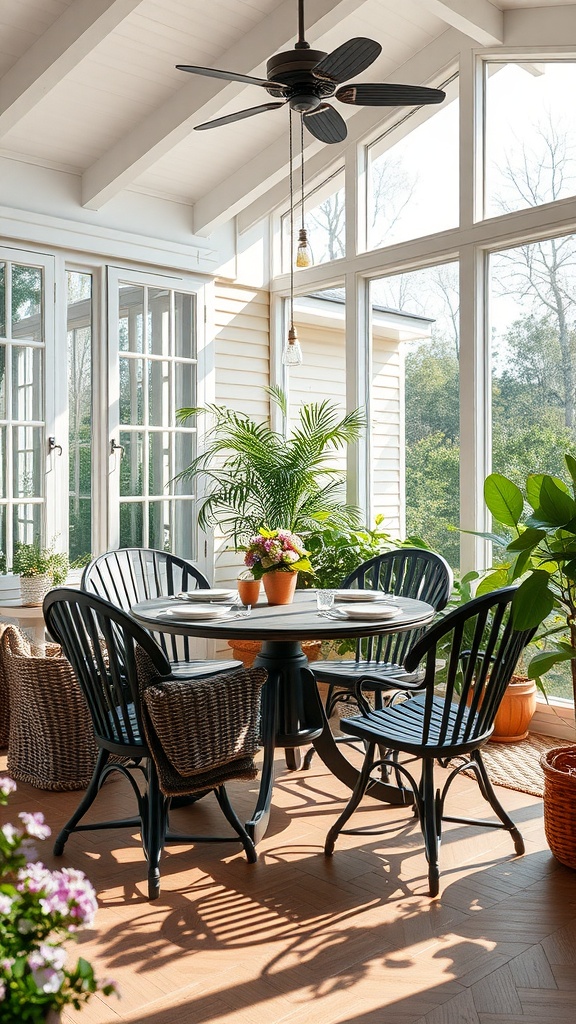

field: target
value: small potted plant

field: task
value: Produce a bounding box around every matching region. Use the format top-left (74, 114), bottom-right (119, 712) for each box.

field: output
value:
top-left (236, 569), bottom-right (262, 606)
top-left (11, 542), bottom-right (69, 607)
top-left (243, 527), bottom-right (313, 605)
top-left (0, 775), bottom-right (118, 1020)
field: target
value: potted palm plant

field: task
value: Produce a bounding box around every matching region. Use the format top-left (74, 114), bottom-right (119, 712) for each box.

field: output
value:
top-left (176, 385), bottom-right (365, 660)
top-left (176, 386), bottom-right (365, 548)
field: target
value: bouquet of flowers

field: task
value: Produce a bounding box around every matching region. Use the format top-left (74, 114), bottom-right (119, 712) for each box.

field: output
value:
top-left (243, 527), bottom-right (313, 580)
top-left (0, 776), bottom-right (118, 1022)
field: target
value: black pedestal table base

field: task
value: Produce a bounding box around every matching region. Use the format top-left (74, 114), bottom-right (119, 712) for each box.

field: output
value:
top-left (247, 638), bottom-right (412, 844)
top-left (248, 640), bottom-right (324, 842)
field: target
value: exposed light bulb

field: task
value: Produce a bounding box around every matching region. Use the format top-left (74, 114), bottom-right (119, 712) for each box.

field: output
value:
top-left (296, 228), bottom-right (313, 268)
top-left (282, 325), bottom-right (303, 365)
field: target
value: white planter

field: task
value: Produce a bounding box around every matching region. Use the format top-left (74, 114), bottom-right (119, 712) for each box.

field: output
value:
top-left (19, 574), bottom-right (53, 607)
top-left (0, 574), bottom-right (21, 603)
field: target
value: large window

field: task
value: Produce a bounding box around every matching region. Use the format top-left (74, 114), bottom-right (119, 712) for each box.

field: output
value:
top-left (366, 90), bottom-right (459, 251)
top-left (485, 62), bottom-right (576, 219)
top-left (490, 233), bottom-right (576, 700)
top-left (282, 169), bottom-right (345, 270)
top-left (370, 264), bottom-right (460, 569)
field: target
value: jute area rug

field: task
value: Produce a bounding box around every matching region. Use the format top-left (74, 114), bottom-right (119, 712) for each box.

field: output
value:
top-left (468, 733), bottom-right (574, 798)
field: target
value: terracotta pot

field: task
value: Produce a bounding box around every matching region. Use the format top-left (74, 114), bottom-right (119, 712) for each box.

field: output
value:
top-left (262, 570), bottom-right (297, 605)
top-left (237, 577), bottom-right (261, 605)
top-left (491, 675), bottom-right (537, 743)
top-left (227, 638), bottom-right (322, 667)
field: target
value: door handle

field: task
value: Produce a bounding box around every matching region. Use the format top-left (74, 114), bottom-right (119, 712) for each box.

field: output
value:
top-left (47, 436), bottom-right (62, 456)
top-left (110, 438), bottom-right (125, 458)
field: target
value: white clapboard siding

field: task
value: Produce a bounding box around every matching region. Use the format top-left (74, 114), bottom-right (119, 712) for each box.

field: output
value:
top-left (211, 281), bottom-right (270, 656)
top-left (288, 315), bottom-right (403, 534)
top-left (371, 337), bottom-right (403, 538)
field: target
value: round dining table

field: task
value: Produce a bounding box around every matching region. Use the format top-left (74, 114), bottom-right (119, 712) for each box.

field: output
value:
top-left (131, 589), bottom-right (434, 843)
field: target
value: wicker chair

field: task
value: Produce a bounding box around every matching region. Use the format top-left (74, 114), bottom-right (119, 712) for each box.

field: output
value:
top-left (0, 623), bottom-right (9, 749)
top-left (43, 588), bottom-right (266, 900)
top-left (82, 547), bottom-right (242, 678)
top-left (1, 625), bottom-right (97, 790)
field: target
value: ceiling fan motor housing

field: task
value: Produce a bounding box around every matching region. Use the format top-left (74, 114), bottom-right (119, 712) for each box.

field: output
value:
top-left (266, 48), bottom-right (335, 111)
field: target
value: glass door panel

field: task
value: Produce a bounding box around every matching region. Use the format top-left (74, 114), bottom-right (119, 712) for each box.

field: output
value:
top-left (0, 250), bottom-right (56, 564)
top-left (108, 268), bottom-right (203, 567)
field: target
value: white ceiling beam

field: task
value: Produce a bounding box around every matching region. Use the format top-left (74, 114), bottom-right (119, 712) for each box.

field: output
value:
top-left (418, 0), bottom-right (503, 46)
top-left (0, 0), bottom-right (144, 138)
top-left (200, 27), bottom-right (464, 236)
top-left (81, 0), bottom-right (361, 210)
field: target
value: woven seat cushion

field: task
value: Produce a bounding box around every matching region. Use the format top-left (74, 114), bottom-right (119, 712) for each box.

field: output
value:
top-left (140, 664), bottom-right (266, 796)
top-left (1, 625), bottom-right (97, 791)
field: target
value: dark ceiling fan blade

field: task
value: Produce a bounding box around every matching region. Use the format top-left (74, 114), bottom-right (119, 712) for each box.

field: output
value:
top-left (313, 38), bottom-right (382, 85)
top-left (336, 83), bottom-right (446, 106)
top-left (176, 64), bottom-right (284, 90)
top-left (303, 104), bottom-right (347, 144)
top-left (194, 102), bottom-right (285, 131)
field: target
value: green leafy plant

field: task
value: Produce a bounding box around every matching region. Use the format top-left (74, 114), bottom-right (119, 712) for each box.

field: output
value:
top-left (11, 543), bottom-right (69, 586)
top-left (481, 454), bottom-right (576, 704)
top-left (0, 777), bottom-right (118, 1021)
top-left (175, 386), bottom-right (365, 549)
top-left (303, 516), bottom-right (429, 590)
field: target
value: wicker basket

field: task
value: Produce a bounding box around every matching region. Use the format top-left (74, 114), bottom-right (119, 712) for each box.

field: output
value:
top-left (2, 625), bottom-right (97, 791)
top-left (0, 623), bottom-right (9, 749)
top-left (540, 745), bottom-right (576, 870)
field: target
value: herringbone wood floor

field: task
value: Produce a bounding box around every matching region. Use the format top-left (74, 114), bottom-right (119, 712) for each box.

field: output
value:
top-left (2, 742), bottom-right (575, 1024)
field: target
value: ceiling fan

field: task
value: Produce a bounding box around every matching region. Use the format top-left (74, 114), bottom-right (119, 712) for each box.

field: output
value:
top-left (176, 0), bottom-right (445, 145)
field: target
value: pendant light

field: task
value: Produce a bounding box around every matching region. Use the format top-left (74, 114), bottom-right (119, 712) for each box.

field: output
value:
top-left (296, 114), bottom-right (313, 268)
top-left (282, 109), bottom-right (303, 366)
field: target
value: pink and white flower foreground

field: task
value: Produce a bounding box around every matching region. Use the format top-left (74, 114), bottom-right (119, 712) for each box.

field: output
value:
top-left (0, 776), bottom-right (118, 1022)
top-left (243, 527), bottom-right (313, 580)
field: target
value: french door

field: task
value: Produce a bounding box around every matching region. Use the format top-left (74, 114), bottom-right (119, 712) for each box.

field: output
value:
top-left (0, 248), bottom-right (58, 567)
top-left (1, 252), bottom-right (209, 576)
top-left (106, 267), bottom-right (209, 573)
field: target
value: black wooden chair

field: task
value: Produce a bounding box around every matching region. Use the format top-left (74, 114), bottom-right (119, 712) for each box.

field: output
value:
top-left (324, 587), bottom-right (537, 897)
top-left (305, 548), bottom-right (452, 768)
top-left (82, 547), bottom-right (241, 678)
top-left (43, 588), bottom-right (264, 900)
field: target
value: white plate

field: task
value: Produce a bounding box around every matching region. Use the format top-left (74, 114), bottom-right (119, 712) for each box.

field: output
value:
top-left (334, 589), bottom-right (394, 603)
top-left (158, 604), bottom-right (233, 620)
top-left (176, 589), bottom-right (237, 602)
top-left (332, 603), bottom-right (402, 621)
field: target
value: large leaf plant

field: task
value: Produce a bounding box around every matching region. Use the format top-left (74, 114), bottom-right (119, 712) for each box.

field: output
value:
top-left (175, 386), bottom-right (366, 551)
top-left (481, 453), bottom-right (576, 705)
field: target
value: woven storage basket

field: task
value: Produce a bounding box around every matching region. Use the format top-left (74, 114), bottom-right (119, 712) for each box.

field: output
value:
top-left (0, 623), bottom-right (9, 748)
top-left (541, 745), bottom-right (576, 870)
top-left (2, 626), bottom-right (98, 791)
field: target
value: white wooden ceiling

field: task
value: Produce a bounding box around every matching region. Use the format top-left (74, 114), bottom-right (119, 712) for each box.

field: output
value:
top-left (0, 0), bottom-right (574, 236)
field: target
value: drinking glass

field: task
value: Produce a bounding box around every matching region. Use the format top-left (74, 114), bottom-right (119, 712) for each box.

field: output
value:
top-left (316, 589), bottom-right (336, 615)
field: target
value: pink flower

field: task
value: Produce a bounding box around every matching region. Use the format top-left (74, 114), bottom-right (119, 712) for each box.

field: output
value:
top-left (19, 811), bottom-right (51, 841)
top-left (0, 777), bottom-right (17, 799)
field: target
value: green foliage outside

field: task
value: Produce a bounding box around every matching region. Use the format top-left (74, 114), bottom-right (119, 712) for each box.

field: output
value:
top-left (404, 318), bottom-right (576, 574)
